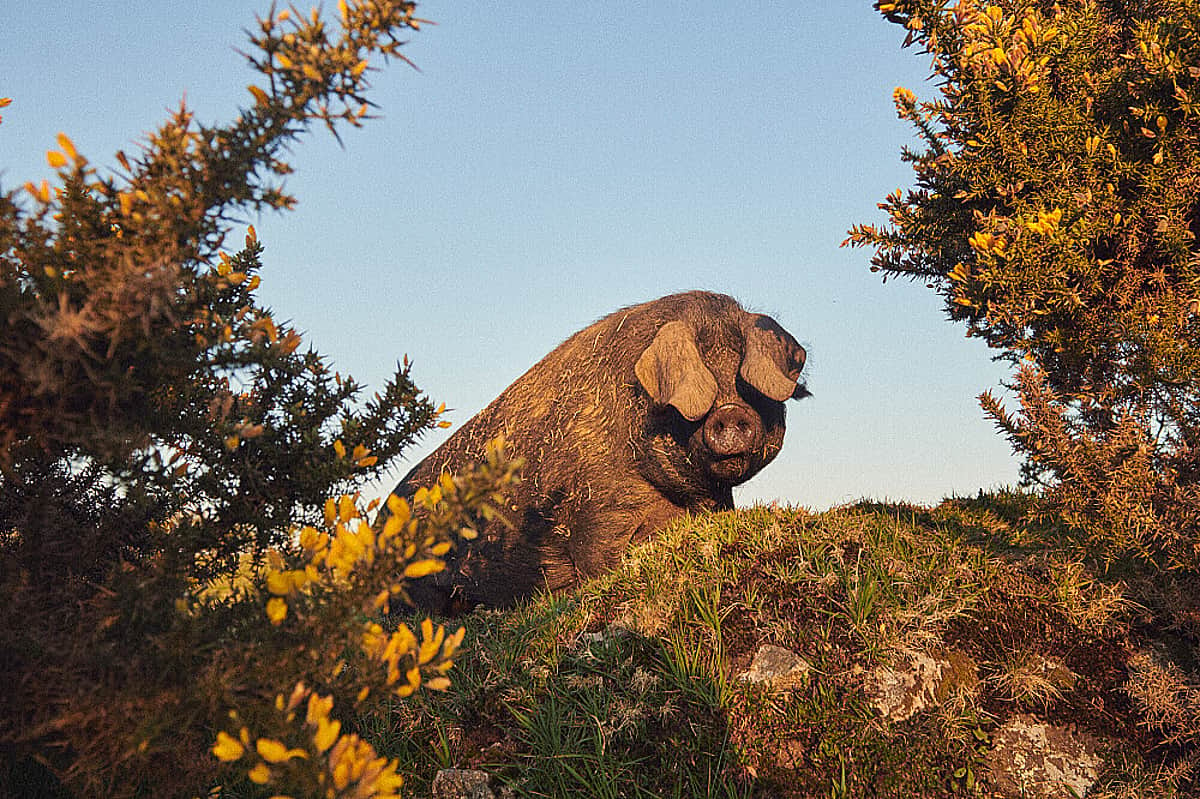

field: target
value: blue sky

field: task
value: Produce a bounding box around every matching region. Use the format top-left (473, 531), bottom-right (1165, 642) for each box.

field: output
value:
top-left (2, 1), bottom-right (1021, 509)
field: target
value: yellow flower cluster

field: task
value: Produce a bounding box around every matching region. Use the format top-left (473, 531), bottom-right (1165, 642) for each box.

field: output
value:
top-left (45, 132), bottom-right (86, 170)
top-left (214, 439), bottom-right (518, 793)
top-left (948, 262), bottom-right (979, 308)
top-left (956, 1), bottom-right (1059, 93)
top-left (262, 489), bottom-right (454, 625)
top-left (332, 438), bottom-right (379, 467)
top-left (24, 133), bottom-right (86, 204)
top-left (360, 616), bottom-right (465, 698)
top-left (1025, 207), bottom-right (1063, 236)
top-left (968, 229), bottom-right (1008, 256)
top-left (209, 444), bottom-right (512, 794)
top-left (262, 496), bottom-right (363, 624)
top-left (892, 86), bottom-right (918, 116)
top-left (263, 545), bottom-right (319, 625)
top-left (325, 733), bottom-right (403, 799)
top-left (213, 683), bottom-right (403, 799)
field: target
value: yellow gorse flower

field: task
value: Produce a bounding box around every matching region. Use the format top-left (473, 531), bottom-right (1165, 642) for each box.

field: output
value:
top-left (329, 734), bottom-right (398, 794)
top-left (248, 763), bottom-right (272, 784)
top-left (1025, 207), bottom-right (1063, 236)
top-left (299, 525), bottom-right (326, 550)
top-left (266, 596), bottom-right (288, 625)
top-left (403, 558), bottom-right (444, 579)
top-left (338, 494), bottom-right (355, 521)
top-left (256, 737), bottom-right (308, 763)
top-left (230, 447), bottom-right (514, 762)
top-left (248, 84), bottom-right (271, 106)
top-left (24, 180), bottom-right (51, 204)
top-left (56, 133), bottom-right (78, 161)
top-left (212, 731), bottom-right (245, 762)
top-left (382, 493), bottom-right (412, 538)
top-left (265, 565), bottom-right (312, 597)
top-left (45, 133), bottom-right (84, 170)
top-left (266, 570), bottom-right (293, 596)
top-left (305, 691), bottom-right (334, 726)
top-left (954, 0), bottom-right (1059, 94)
top-left (261, 487), bottom-right (458, 624)
top-left (352, 443), bottom-right (378, 467)
top-left (313, 715), bottom-right (341, 753)
top-left (968, 230), bottom-right (1008, 255)
top-left (892, 85), bottom-right (917, 115)
top-left (417, 617), bottom-right (444, 665)
top-left (216, 683), bottom-right (405, 796)
top-left (359, 616), bottom-right (464, 698)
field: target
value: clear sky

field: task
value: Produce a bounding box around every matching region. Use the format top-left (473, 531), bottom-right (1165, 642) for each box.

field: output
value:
top-left (2, 1), bottom-right (1021, 510)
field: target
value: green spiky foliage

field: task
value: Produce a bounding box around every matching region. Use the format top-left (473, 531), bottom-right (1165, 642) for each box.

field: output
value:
top-left (0, 4), bottom-right (518, 797)
top-left (847, 0), bottom-right (1200, 575)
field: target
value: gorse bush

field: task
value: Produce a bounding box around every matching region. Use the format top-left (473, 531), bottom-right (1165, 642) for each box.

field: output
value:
top-left (847, 0), bottom-right (1200, 572)
top-left (0, 3), bottom-right (517, 797)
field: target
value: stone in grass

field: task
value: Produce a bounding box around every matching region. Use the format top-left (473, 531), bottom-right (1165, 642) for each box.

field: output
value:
top-left (984, 715), bottom-right (1103, 799)
top-left (738, 644), bottom-right (811, 691)
top-left (866, 650), bottom-right (979, 722)
top-left (431, 769), bottom-right (510, 799)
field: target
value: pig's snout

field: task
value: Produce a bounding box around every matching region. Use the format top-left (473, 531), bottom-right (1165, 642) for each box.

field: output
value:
top-left (702, 403), bottom-right (762, 458)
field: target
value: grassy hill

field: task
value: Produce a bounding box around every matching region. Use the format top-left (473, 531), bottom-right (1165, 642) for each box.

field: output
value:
top-left (371, 498), bottom-right (1194, 798)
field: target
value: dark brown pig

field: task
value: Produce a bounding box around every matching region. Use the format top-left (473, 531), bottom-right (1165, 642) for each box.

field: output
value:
top-left (389, 291), bottom-right (809, 611)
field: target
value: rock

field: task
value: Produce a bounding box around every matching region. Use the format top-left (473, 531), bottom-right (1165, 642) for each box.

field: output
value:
top-left (984, 715), bottom-right (1102, 799)
top-left (738, 644), bottom-right (811, 690)
top-left (867, 651), bottom-right (946, 722)
top-left (866, 650), bottom-right (979, 722)
top-left (578, 622), bottom-right (632, 646)
top-left (431, 768), bottom-right (495, 799)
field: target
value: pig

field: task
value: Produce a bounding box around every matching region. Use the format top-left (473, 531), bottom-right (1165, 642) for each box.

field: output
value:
top-left (388, 291), bottom-right (809, 612)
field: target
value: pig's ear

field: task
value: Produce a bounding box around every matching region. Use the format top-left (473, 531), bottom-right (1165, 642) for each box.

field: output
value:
top-left (741, 315), bottom-right (809, 401)
top-left (635, 321), bottom-right (719, 421)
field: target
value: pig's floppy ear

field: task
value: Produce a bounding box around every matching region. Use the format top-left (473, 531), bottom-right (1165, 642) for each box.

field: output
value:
top-left (635, 320), bottom-right (719, 421)
top-left (740, 315), bottom-right (809, 401)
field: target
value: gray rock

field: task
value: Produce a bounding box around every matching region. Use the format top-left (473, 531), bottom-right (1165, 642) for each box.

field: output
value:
top-left (737, 644), bottom-right (811, 690)
top-left (866, 651), bottom-right (948, 722)
top-left (578, 622), bottom-right (631, 646)
top-left (431, 768), bottom-right (495, 799)
top-left (865, 649), bottom-right (980, 722)
top-left (984, 715), bottom-right (1102, 798)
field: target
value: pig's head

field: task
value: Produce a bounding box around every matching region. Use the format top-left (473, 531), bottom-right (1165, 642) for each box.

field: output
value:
top-left (634, 307), bottom-right (809, 499)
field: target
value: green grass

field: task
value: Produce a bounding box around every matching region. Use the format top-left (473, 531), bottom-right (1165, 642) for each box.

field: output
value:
top-left (364, 497), bottom-right (1193, 798)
